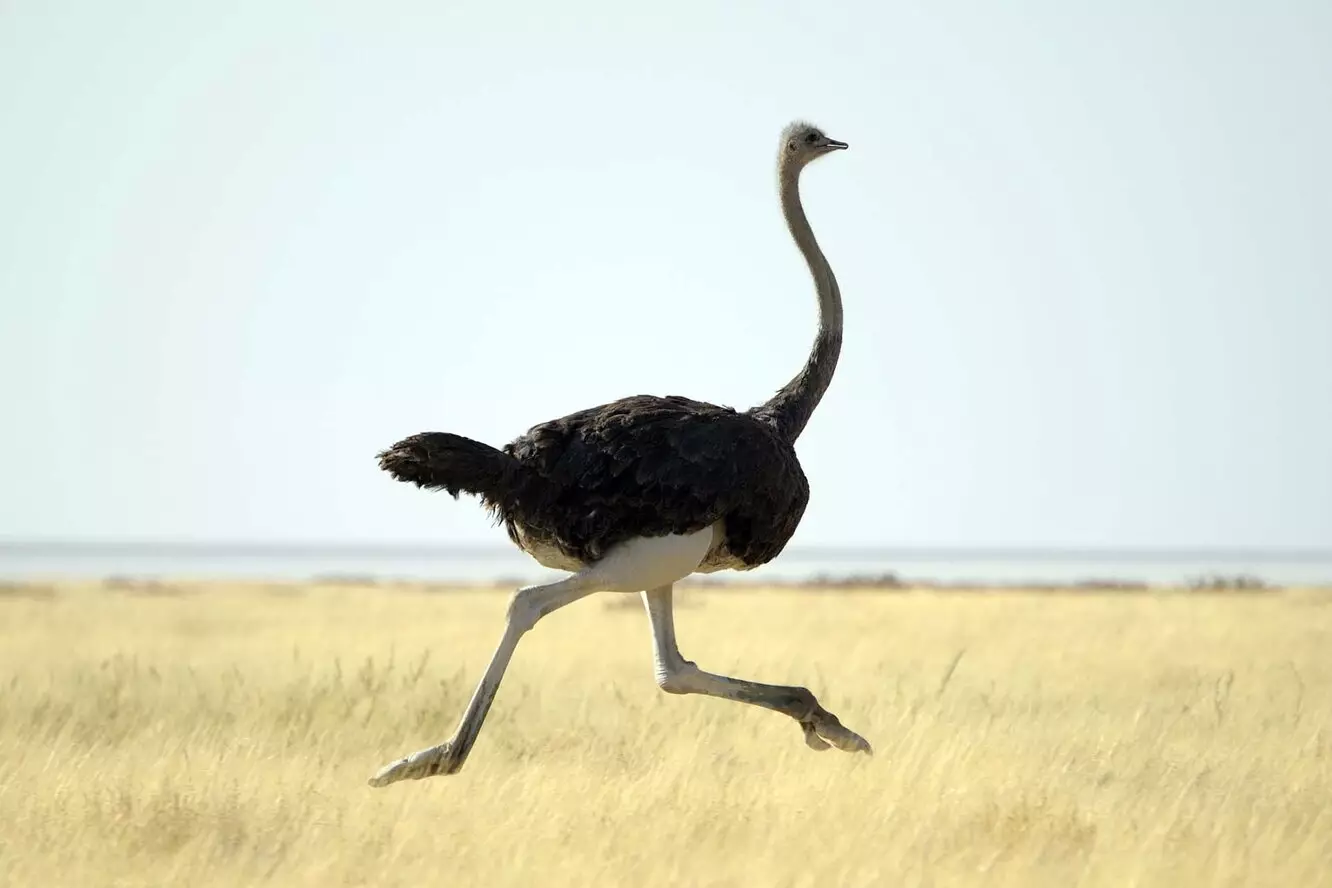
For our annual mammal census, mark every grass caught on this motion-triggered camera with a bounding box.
[1,580,1330,887]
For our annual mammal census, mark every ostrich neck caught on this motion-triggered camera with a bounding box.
[751,164,843,444]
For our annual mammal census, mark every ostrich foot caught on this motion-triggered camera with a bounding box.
[368,741,460,788]
[800,708,873,755]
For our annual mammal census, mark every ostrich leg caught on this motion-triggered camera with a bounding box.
[641,584,872,754]
[368,527,718,787]
[368,573,597,787]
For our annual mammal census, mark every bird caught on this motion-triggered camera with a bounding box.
[367,120,870,788]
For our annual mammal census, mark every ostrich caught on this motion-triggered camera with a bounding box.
[368,120,869,788]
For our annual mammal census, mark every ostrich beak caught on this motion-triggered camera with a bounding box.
[826,139,848,150]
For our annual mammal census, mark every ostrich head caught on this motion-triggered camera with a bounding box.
[779,121,848,172]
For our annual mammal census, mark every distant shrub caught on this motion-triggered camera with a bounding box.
[1186,573,1273,592]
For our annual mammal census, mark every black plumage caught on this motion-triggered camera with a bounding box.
[378,395,809,569]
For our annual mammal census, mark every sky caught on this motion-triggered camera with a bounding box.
[1,0,1329,550]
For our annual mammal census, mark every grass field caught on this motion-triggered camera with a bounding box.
[2,580,1330,887]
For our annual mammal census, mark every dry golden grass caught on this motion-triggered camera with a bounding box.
[2,580,1330,887]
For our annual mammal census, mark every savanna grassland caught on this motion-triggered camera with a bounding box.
[1,580,1330,887]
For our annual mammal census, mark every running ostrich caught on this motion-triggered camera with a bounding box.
[368,121,869,788]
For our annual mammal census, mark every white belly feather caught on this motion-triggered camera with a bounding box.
[513,520,752,575]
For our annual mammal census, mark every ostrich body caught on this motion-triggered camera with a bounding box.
[369,121,869,788]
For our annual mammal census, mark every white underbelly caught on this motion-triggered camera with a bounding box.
[513,521,750,575]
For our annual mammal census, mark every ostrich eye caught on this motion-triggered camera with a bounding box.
[805,132,820,144]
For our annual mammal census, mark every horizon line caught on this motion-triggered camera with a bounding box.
[2,538,1331,564]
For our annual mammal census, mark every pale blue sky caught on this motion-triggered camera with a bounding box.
[2,1,1329,549]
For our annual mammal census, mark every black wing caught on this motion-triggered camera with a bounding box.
[503,395,809,566]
